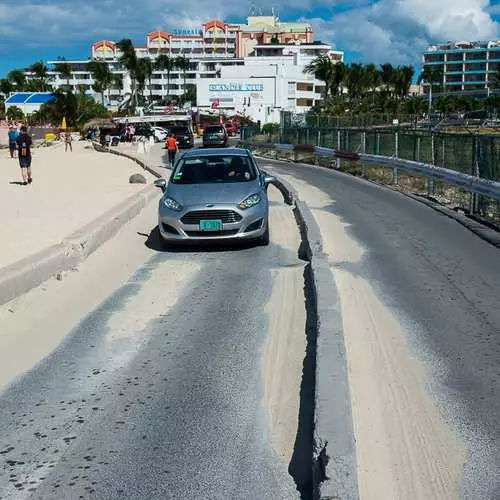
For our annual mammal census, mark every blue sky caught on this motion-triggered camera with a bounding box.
[1,0,500,77]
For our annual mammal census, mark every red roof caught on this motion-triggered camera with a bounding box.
[204,20,226,30]
[147,31,171,41]
[92,40,116,49]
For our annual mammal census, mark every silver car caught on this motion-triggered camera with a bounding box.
[154,148,275,247]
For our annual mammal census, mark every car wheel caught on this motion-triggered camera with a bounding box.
[258,224,270,246]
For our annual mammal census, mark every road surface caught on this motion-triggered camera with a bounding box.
[0,184,307,499]
[263,158,500,500]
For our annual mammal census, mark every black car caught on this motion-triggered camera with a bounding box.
[203,125,228,148]
[168,125,194,149]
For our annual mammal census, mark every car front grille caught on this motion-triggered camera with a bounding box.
[181,210,242,225]
[185,229,239,237]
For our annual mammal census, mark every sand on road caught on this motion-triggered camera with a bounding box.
[0,141,154,268]
[275,171,466,500]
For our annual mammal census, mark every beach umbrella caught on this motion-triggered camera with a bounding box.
[60,117,67,130]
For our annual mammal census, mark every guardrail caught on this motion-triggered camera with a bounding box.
[247,142,500,204]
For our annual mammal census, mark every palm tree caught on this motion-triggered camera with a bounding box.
[418,66,444,116]
[112,73,124,101]
[54,60,73,90]
[155,54,175,102]
[303,55,334,100]
[364,63,381,103]
[400,65,415,98]
[137,57,153,104]
[0,78,14,97]
[7,70,27,90]
[175,56,190,102]
[29,61,49,91]
[88,60,113,106]
[330,62,347,98]
[380,63,395,95]
[116,38,139,111]
[345,63,365,100]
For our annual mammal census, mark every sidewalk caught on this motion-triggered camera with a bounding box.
[0,140,154,269]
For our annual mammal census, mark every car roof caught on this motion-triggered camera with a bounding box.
[182,148,250,158]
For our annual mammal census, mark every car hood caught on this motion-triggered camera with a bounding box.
[166,182,259,206]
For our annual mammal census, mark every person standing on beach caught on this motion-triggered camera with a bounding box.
[8,125,19,159]
[16,126,33,185]
[165,133,178,167]
[64,129,73,152]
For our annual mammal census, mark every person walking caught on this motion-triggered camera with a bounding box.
[165,133,179,167]
[16,126,33,185]
[64,129,73,152]
[8,125,19,159]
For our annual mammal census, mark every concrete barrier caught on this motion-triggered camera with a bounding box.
[0,183,158,306]
[267,168,359,499]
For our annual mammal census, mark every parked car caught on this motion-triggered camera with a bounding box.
[168,125,194,149]
[203,125,228,147]
[152,126,169,143]
[154,148,274,246]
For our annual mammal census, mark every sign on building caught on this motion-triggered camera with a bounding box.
[197,78,274,108]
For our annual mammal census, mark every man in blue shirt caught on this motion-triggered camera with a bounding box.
[8,126,19,159]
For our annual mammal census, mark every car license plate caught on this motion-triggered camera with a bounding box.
[199,220,222,231]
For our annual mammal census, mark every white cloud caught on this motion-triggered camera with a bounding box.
[0,0,498,66]
[309,0,499,65]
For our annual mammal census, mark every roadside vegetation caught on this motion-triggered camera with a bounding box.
[304,57,500,116]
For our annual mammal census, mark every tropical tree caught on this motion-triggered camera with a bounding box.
[112,73,124,100]
[155,54,175,102]
[175,56,190,102]
[184,83,196,105]
[7,70,27,90]
[364,63,381,102]
[137,57,153,103]
[417,66,444,115]
[6,106,24,121]
[0,78,14,97]
[392,65,415,98]
[380,63,395,95]
[29,61,49,91]
[345,63,367,100]
[38,89,108,128]
[88,60,113,106]
[54,60,73,89]
[304,55,334,100]
[330,62,347,98]
[116,38,139,111]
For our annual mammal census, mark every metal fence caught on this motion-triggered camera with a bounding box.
[241,126,500,226]
[241,127,500,182]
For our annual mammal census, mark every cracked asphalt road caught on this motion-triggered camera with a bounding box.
[0,187,304,500]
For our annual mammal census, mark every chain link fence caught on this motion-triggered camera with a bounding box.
[241,126,500,227]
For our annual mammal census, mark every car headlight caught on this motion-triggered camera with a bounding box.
[163,197,182,211]
[239,194,261,210]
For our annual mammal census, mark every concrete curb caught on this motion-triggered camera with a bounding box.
[269,170,359,499]
[0,175,158,306]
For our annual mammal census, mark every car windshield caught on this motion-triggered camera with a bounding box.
[171,155,257,184]
[170,126,190,134]
[205,126,224,133]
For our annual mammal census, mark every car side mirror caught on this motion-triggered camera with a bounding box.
[263,175,276,186]
[154,178,167,192]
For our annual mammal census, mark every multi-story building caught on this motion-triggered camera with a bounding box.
[38,14,316,108]
[422,40,500,97]
[197,42,344,123]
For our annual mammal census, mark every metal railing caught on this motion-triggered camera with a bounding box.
[241,127,500,224]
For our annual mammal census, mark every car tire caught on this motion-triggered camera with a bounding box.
[258,224,270,246]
